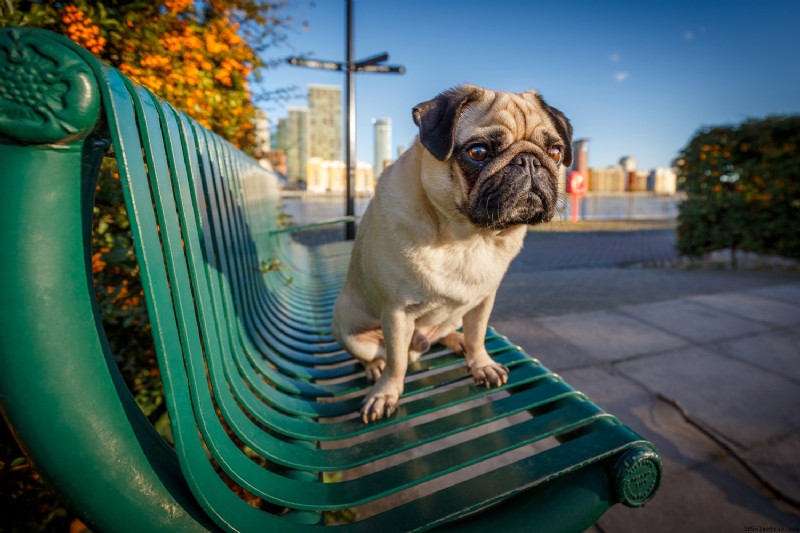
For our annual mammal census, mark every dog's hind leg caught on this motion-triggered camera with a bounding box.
[337,327,387,382]
[332,292,389,382]
[439,331,466,354]
[408,330,430,363]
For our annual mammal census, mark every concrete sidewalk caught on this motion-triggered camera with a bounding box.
[493,260,800,531]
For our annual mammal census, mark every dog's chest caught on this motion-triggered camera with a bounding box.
[405,237,519,316]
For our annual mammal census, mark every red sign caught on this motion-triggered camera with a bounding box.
[568,170,586,222]
[568,170,587,196]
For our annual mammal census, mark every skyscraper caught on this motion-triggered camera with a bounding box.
[252,109,270,160]
[372,117,392,180]
[275,117,288,151]
[285,107,309,186]
[308,84,342,161]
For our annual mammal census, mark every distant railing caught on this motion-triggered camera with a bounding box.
[279,190,685,225]
[564,192,686,221]
[280,190,374,226]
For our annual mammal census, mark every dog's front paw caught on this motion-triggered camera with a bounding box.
[361,381,403,423]
[470,362,509,388]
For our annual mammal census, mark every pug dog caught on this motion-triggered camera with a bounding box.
[332,84,572,423]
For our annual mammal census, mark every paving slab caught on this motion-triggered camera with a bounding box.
[689,291,800,328]
[495,268,800,320]
[616,299,768,344]
[616,346,800,449]
[716,329,800,385]
[558,366,721,472]
[746,282,800,306]
[536,310,688,362]
[489,317,597,371]
[595,456,800,533]
[741,430,800,505]
[487,234,800,531]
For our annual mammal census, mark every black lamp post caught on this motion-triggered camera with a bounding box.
[288,0,405,240]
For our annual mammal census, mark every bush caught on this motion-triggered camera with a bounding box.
[676,115,800,259]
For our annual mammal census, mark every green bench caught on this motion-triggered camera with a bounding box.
[0,27,661,532]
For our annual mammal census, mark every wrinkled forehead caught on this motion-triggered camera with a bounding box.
[455,90,550,147]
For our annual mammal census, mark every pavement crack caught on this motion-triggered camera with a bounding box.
[653,390,800,511]
[594,520,610,533]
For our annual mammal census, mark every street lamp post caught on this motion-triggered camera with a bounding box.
[345,0,356,241]
[287,0,405,240]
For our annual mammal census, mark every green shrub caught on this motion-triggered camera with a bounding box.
[676,115,800,259]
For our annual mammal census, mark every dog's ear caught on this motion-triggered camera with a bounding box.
[412,85,482,161]
[534,93,574,168]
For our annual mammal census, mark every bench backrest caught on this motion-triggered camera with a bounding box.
[0,26,302,531]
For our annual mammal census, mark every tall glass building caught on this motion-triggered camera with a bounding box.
[308,84,342,162]
[372,117,392,180]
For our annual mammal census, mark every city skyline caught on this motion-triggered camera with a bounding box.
[259,0,800,172]
[265,87,678,194]
[270,83,392,184]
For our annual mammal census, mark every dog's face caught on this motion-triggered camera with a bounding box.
[412,84,573,229]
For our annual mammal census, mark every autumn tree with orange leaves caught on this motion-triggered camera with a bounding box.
[2,0,295,149]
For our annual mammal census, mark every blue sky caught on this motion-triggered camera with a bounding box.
[260,0,800,170]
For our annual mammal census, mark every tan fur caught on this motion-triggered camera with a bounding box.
[332,85,571,423]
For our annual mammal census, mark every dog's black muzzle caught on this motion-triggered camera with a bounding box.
[466,152,557,229]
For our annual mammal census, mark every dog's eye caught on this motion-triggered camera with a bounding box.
[466,145,489,161]
[547,146,562,164]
